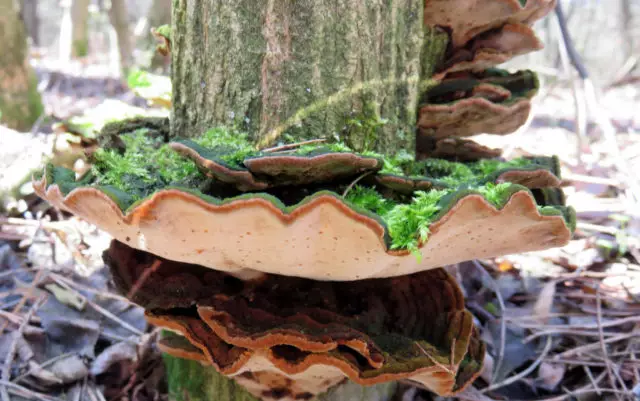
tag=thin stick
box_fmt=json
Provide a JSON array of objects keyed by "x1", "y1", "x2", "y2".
[
  {"x1": 342, "y1": 171, "x2": 374, "y2": 197},
  {"x1": 583, "y1": 365, "x2": 602, "y2": 396},
  {"x1": 1, "y1": 296, "x2": 46, "y2": 401},
  {"x1": 12, "y1": 352, "x2": 77, "y2": 383},
  {"x1": 523, "y1": 328, "x2": 618, "y2": 343},
  {"x1": 50, "y1": 276, "x2": 143, "y2": 337},
  {"x1": 480, "y1": 336, "x2": 553, "y2": 394},
  {"x1": 0, "y1": 379, "x2": 65, "y2": 401},
  {"x1": 596, "y1": 286, "x2": 621, "y2": 399},
  {"x1": 555, "y1": 332, "x2": 638, "y2": 359},
  {"x1": 127, "y1": 260, "x2": 162, "y2": 299},
  {"x1": 473, "y1": 260, "x2": 506, "y2": 383},
  {"x1": 261, "y1": 138, "x2": 326, "y2": 153}
]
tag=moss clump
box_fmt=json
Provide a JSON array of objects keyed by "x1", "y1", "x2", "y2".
[
  {"x1": 380, "y1": 156, "x2": 549, "y2": 186},
  {"x1": 346, "y1": 182, "x2": 518, "y2": 253},
  {"x1": 91, "y1": 129, "x2": 202, "y2": 200},
  {"x1": 191, "y1": 127, "x2": 257, "y2": 168}
]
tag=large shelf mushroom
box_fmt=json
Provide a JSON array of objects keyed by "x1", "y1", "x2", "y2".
[
  {"x1": 33, "y1": 1, "x2": 566, "y2": 399},
  {"x1": 106, "y1": 240, "x2": 486, "y2": 399}
]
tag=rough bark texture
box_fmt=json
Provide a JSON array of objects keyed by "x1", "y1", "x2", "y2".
[
  {"x1": 171, "y1": 0, "x2": 447, "y2": 153},
  {"x1": 108, "y1": 0, "x2": 133, "y2": 73},
  {"x1": 0, "y1": 0, "x2": 43, "y2": 131},
  {"x1": 164, "y1": 355, "x2": 398, "y2": 401}
]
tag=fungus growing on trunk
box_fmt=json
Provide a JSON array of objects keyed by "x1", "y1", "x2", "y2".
[
  {"x1": 33, "y1": 1, "x2": 564, "y2": 398},
  {"x1": 106, "y1": 240, "x2": 485, "y2": 398}
]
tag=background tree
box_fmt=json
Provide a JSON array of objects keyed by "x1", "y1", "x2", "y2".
[
  {"x1": 59, "y1": 0, "x2": 90, "y2": 60},
  {"x1": 0, "y1": 0, "x2": 43, "y2": 131},
  {"x1": 108, "y1": 0, "x2": 133, "y2": 74}
]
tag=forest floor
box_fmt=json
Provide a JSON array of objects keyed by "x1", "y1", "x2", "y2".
[{"x1": 0, "y1": 59, "x2": 639, "y2": 401}]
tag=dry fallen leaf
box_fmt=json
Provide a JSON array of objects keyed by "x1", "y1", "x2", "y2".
[
  {"x1": 532, "y1": 281, "x2": 557, "y2": 323},
  {"x1": 537, "y1": 361, "x2": 565, "y2": 391}
]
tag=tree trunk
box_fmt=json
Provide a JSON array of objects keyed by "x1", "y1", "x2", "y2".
[
  {"x1": 167, "y1": 1, "x2": 448, "y2": 399},
  {"x1": 108, "y1": 0, "x2": 133, "y2": 74},
  {"x1": 20, "y1": 0, "x2": 39, "y2": 46},
  {"x1": 59, "y1": 0, "x2": 90, "y2": 60},
  {"x1": 0, "y1": 0, "x2": 43, "y2": 131},
  {"x1": 164, "y1": 356, "x2": 398, "y2": 401},
  {"x1": 170, "y1": 0, "x2": 447, "y2": 153}
]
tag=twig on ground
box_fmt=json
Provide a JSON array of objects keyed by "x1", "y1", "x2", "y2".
[
  {"x1": 596, "y1": 285, "x2": 624, "y2": 400},
  {"x1": 480, "y1": 336, "x2": 554, "y2": 394},
  {"x1": 50, "y1": 276, "x2": 144, "y2": 337},
  {"x1": 1, "y1": 296, "x2": 46, "y2": 401},
  {"x1": 473, "y1": 260, "x2": 506, "y2": 383},
  {"x1": 0, "y1": 379, "x2": 65, "y2": 401}
]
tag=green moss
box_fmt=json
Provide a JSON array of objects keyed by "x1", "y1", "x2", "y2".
[
  {"x1": 473, "y1": 182, "x2": 516, "y2": 207},
  {"x1": 154, "y1": 24, "x2": 172, "y2": 40},
  {"x1": 91, "y1": 129, "x2": 202, "y2": 200},
  {"x1": 346, "y1": 181, "x2": 535, "y2": 254},
  {"x1": 380, "y1": 156, "x2": 555, "y2": 187},
  {"x1": 164, "y1": 355, "x2": 258, "y2": 401}
]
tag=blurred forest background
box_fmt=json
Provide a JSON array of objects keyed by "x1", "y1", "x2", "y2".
[{"x1": 1, "y1": 0, "x2": 640, "y2": 400}]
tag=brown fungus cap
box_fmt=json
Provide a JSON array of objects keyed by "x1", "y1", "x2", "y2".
[
  {"x1": 36, "y1": 170, "x2": 572, "y2": 281},
  {"x1": 242, "y1": 152, "x2": 382, "y2": 187},
  {"x1": 436, "y1": 23, "x2": 543, "y2": 79},
  {"x1": 107, "y1": 241, "x2": 483, "y2": 396},
  {"x1": 170, "y1": 141, "x2": 270, "y2": 192},
  {"x1": 418, "y1": 137, "x2": 503, "y2": 162},
  {"x1": 418, "y1": 98, "x2": 531, "y2": 140},
  {"x1": 424, "y1": 0, "x2": 556, "y2": 49},
  {"x1": 170, "y1": 141, "x2": 382, "y2": 191},
  {"x1": 418, "y1": 70, "x2": 538, "y2": 141}
]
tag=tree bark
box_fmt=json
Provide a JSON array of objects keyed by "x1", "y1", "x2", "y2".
[
  {"x1": 20, "y1": 0, "x2": 39, "y2": 46},
  {"x1": 171, "y1": 0, "x2": 447, "y2": 153},
  {"x1": 167, "y1": 1, "x2": 448, "y2": 399},
  {"x1": 59, "y1": 0, "x2": 90, "y2": 60},
  {"x1": 0, "y1": 0, "x2": 43, "y2": 131},
  {"x1": 108, "y1": 0, "x2": 133, "y2": 74},
  {"x1": 164, "y1": 356, "x2": 398, "y2": 401}
]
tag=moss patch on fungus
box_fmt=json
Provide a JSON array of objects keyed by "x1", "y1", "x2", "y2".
[
  {"x1": 91, "y1": 129, "x2": 203, "y2": 199},
  {"x1": 43, "y1": 122, "x2": 572, "y2": 252}
]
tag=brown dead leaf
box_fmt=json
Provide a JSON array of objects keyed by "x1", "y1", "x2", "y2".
[
  {"x1": 537, "y1": 362, "x2": 565, "y2": 391},
  {"x1": 532, "y1": 281, "x2": 556, "y2": 323}
]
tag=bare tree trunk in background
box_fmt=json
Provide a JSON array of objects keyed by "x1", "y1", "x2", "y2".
[
  {"x1": 0, "y1": 0, "x2": 43, "y2": 131},
  {"x1": 20, "y1": 0, "x2": 39, "y2": 46},
  {"x1": 147, "y1": 0, "x2": 171, "y2": 71},
  {"x1": 59, "y1": 0, "x2": 90, "y2": 60},
  {"x1": 108, "y1": 0, "x2": 133, "y2": 74}
]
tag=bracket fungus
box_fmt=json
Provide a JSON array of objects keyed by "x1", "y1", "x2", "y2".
[
  {"x1": 423, "y1": 0, "x2": 555, "y2": 50},
  {"x1": 417, "y1": 69, "x2": 539, "y2": 159},
  {"x1": 33, "y1": 1, "x2": 566, "y2": 397},
  {"x1": 107, "y1": 240, "x2": 485, "y2": 398}
]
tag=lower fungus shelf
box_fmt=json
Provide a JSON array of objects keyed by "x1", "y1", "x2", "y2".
[{"x1": 106, "y1": 240, "x2": 485, "y2": 397}]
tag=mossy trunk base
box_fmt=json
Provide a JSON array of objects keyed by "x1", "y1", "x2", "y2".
[{"x1": 164, "y1": 355, "x2": 398, "y2": 401}]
